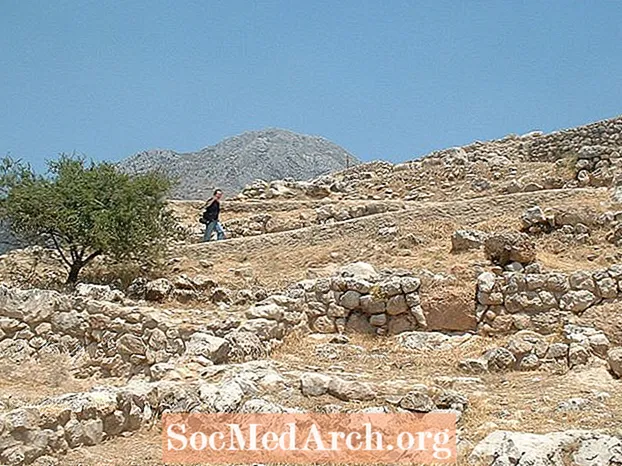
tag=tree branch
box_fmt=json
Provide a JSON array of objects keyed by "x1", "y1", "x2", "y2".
[
  {"x1": 84, "y1": 249, "x2": 102, "y2": 265},
  {"x1": 49, "y1": 233, "x2": 72, "y2": 268}
]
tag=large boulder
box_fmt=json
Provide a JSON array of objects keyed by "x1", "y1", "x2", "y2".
[
  {"x1": 327, "y1": 377, "x2": 375, "y2": 401},
  {"x1": 0, "y1": 286, "x2": 61, "y2": 325},
  {"x1": 420, "y1": 284, "x2": 477, "y2": 332},
  {"x1": 579, "y1": 302, "x2": 622, "y2": 346},
  {"x1": 300, "y1": 373, "x2": 332, "y2": 397},
  {"x1": 484, "y1": 347, "x2": 516, "y2": 372},
  {"x1": 451, "y1": 229, "x2": 489, "y2": 253},
  {"x1": 225, "y1": 330, "x2": 267, "y2": 362},
  {"x1": 117, "y1": 334, "x2": 146, "y2": 356},
  {"x1": 477, "y1": 272, "x2": 497, "y2": 293},
  {"x1": 339, "y1": 290, "x2": 361, "y2": 310},
  {"x1": 522, "y1": 206, "x2": 547, "y2": 227},
  {"x1": 399, "y1": 389, "x2": 436, "y2": 412},
  {"x1": 145, "y1": 278, "x2": 174, "y2": 302},
  {"x1": 50, "y1": 311, "x2": 87, "y2": 337},
  {"x1": 607, "y1": 347, "x2": 622, "y2": 378},
  {"x1": 75, "y1": 284, "x2": 124, "y2": 302},
  {"x1": 386, "y1": 295, "x2": 409, "y2": 315},
  {"x1": 239, "y1": 318, "x2": 281, "y2": 341},
  {"x1": 520, "y1": 206, "x2": 555, "y2": 233},
  {"x1": 245, "y1": 302, "x2": 284, "y2": 320},
  {"x1": 559, "y1": 290, "x2": 598, "y2": 314},
  {"x1": 345, "y1": 313, "x2": 375, "y2": 334},
  {"x1": 185, "y1": 333, "x2": 231, "y2": 364},
  {"x1": 338, "y1": 262, "x2": 378, "y2": 281},
  {"x1": 199, "y1": 381, "x2": 244, "y2": 413},
  {"x1": 484, "y1": 232, "x2": 537, "y2": 266}
]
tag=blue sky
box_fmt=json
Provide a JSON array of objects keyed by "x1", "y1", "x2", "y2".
[{"x1": 1, "y1": 1, "x2": 621, "y2": 171}]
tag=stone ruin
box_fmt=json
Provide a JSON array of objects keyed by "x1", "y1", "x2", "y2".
[
  {"x1": 460, "y1": 325, "x2": 611, "y2": 374},
  {"x1": 0, "y1": 354, "x2": 476, "y2": 465},
  {"x1": 236, "y1": 178, "x2": 334, "y2": 200},
  {"x1": 475, "y1": 265, "x2": 622, "y2": 336},
  {"x1": 284, "y1": 262, "x2": 426, "y2": 335},
  {"x1": 2, "y1": 258, "x2": 622, "y2": 464},
  {"x1": 234, "y1": 116, "x2": 622, "y2": 203},
  {"x1": 0, "y1": 262, "x2": 428, "y2": 384}
]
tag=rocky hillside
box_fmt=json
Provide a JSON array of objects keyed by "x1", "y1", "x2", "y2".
[
  {"x1": 235, "y1": 115, "x2": 622, "y2": 203},
  {"x1": 2, "y1": 115, "x2": 622, "y2": 465},
  {"x1": 117, "y1": 128, "x2": 360, "y2": 200}
]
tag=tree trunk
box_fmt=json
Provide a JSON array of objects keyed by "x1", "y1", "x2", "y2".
[{"x1": 66, "y1": 261, "x2": 83, "y2": 284}]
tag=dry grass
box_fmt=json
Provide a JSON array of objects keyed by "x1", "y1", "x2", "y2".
[
  {"x1": 474, "y1": 214, "x2": 521, "y2": 233},
  {"x1": 273, "y1": 331, "x2": 622, "y2": 445},
  {"x1": 61, "y1": 430, "x2": 164, "y2": 466},
  {"x1": 172, "y1": 217, "x2": 486, "y2": 294},
  {"x1": 272, "y1": 332, "x2": 494, "y2": 387},
  {"x1": 2, "y1": 165, "x2": 622, "y2": 465},
  {"x1": 0, "y1": 355, "x2": 97, "y2": 408}
]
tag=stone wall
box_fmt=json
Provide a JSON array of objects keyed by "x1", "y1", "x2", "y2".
[
  {"x1": 526, "y1": 117, "x2": 622, "y2": 162},
  {"x1": 424, "y1": 115, "x2": 622, "y2": 164},
  {"x1": 0, "y1": 361, "x2": 288, "y2": 465},
  {"x1": 0, "y1": 262, "x2": 446, "y2": 385},
  {"x1": 3, "y1": 258, "x2": 620, "y2": 385},
  {"x1": 0, "y1": 382, "x2": 160, "y2": 464},
  {"x1": 236, "y1": 178, "x2": 333, "y2": 200},
  {"x1": 284, "y1": 263, "x2": 426, "y2": 336},
  {"x1": 0, "y1": 355, "x2": 470, "y2": 465},
  {"x1": 314, "y1": 201, "x2": 403, "y2": 224},
  {"x1": 0, "y1": 285, "x2": 195, "y2": 378},
  {"x1": 476, "y1": 265, "x2": 622, "y2": 335},
  {"x1": 0, "y1": 284, "x2": 303, "y2": 380},
  {"x1": 175, "y1": 198, "x2": 406, "y2": 240},
  {"x1": 226, "y1": 202, "x2": 405, "y2": 239},
  {"x1": 222, "y1": 202, "x2": 404, "y2": 238},
  {"x1": 460, "y1": 325, "x2": 611, "y2": 374}
]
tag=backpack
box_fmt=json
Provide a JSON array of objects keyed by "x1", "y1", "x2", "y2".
[{"x1": 199, "y1": 206, "x2": 213, "y2": 224}]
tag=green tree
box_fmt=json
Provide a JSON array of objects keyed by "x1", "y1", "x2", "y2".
[{"x1": 0, "y1": 155, "x2": 178, "y2": 283}]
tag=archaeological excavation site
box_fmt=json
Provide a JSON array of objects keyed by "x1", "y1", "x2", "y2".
[{"x1": 2, "y1": 116, "x2": 622, "y2": 465}]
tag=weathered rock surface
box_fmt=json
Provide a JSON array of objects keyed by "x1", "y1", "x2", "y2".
[
  {"x1": 469, "y1": 430, "x2": 622, "y2": 465},
  {"x1": 484, "y1": 232, "x2": 537, "y2": 266},
  {"x1": 476, "y1": 265, "x2": 622, "y2": 336},
  {"x1": 451, "y1": 229, "x2": 489, "y2": 252},
  {"x1": 607, "y1": 347, "x2": 622, "y2": 378}
]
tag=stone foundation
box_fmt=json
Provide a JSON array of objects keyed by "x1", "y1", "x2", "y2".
[
  {"x1": 285, "y1": 263, "x2": 426, "y2": 336},
  {"x1": 460, "y1": 325, "x2": 611, "y2": 374},
  {"x1": 476, "y1": 265, "x2": 622, "y2": 335},
  {"x1": 0, "y1": 285, "x2": 296, "y2": 380}
]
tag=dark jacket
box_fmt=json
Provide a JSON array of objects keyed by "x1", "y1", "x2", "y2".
[{"x1": 203, "y1": 199, "x2": 220, "y2": 222}]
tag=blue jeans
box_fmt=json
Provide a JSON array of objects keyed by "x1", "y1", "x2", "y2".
[{"x1": 203, "y1": 220, "x2": 225, "y2": 242}]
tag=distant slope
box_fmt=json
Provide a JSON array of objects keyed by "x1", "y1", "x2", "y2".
[{"x1": 117, "y1": 128, "x2": 360, "y2": 200}]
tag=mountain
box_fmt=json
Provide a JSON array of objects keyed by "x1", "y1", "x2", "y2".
[{"x1": 117, "y1": 128, "x2": 360, "y2": 200}]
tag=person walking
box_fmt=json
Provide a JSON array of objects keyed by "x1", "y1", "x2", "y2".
[{"x1": 201, "y1": 189, "x2": 225, "y2": 242}]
